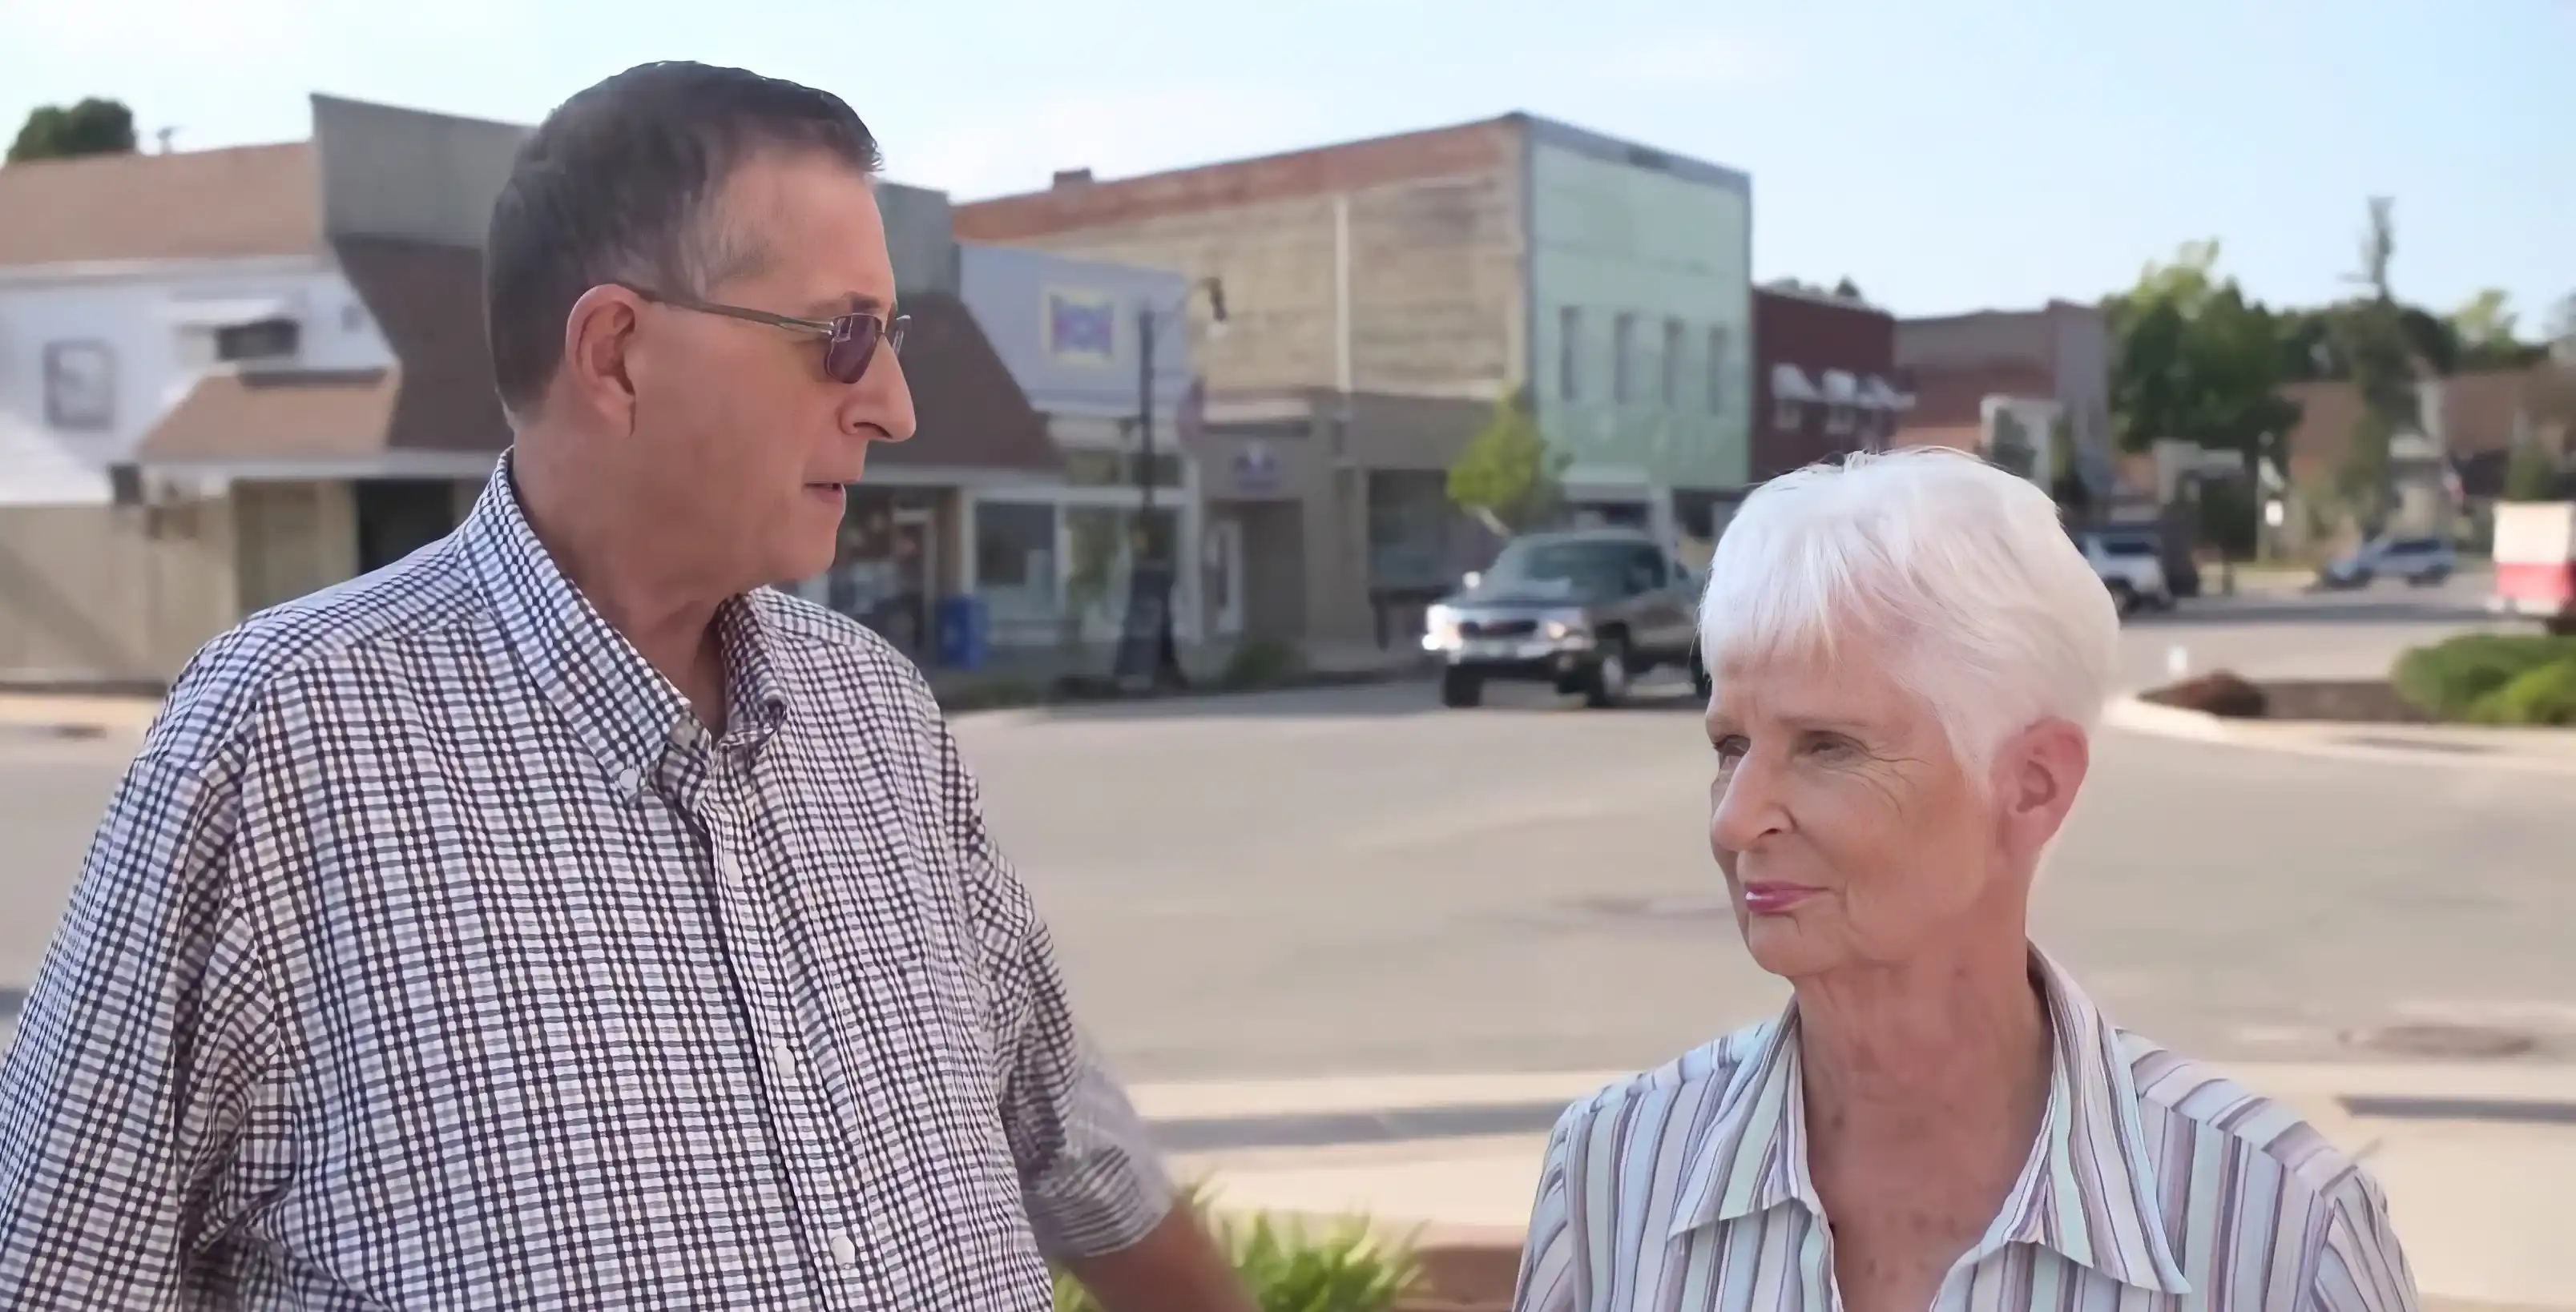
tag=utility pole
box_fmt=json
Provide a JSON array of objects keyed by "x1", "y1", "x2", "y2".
[
  {"x1": 1134, "y1": 303, "x2": 1180, "y2": 687},
  {"x1": 1114, "y1": 279, "x2": 1228, "y2": 692}
]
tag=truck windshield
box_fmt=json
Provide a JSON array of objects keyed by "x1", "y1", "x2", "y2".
[{"x1": 1478, "y1": 541, "x2": 1638, "y2": 600}]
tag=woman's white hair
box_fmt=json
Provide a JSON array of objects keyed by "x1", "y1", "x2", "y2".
[{"x1": 1696, "y1": 447, "x2": 2122, "y2": 771}]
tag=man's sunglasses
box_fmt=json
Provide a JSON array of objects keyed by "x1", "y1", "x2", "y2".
[{"x1": 618, "y1": 284, "x2": 908, "y2": 384}]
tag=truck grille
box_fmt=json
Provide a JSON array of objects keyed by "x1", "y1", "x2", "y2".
[{"x1": 1458, "y1": 618, "x2": 1538, "y2": 639}]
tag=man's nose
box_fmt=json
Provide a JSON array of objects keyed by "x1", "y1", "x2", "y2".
[{"x1": 845, "y1": 348, "x2": 916, "y2": 442}]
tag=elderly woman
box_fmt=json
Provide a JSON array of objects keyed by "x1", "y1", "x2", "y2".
[{"x1": 1512, "y1": 450, "x2": 2417, "y2": 1312}]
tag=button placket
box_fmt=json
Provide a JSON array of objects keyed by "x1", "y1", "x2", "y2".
[{"x1": 701, "y1": 756, "x2": 875, "y2": 1291}]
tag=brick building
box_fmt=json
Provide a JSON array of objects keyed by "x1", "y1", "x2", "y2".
[
  {"x1": 1893, "y1": 300, "x2": 2117, "y2": 499},
  {"x1": 1750, "y1": 284, "x2": 1902, "y2": 481},
  {"x1": 953, "y1": 113, "x2": 1755, "y2": 553}
]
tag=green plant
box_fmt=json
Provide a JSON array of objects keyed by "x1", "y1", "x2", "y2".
[
  {"x1": 1223, "y1": 1212, "x2": 1421, "y2": 1312},
  {"x1": 1446, "y1": 388, "x2": 1566, "y2": 532},
  {"x1": 2468, "y1": 658, "x2": 2576, "y2": 727},
  {"x1": 1054, "y1": 1184, "x2": 1421, "y2": 1312},
  {"x1": 2390, "y1": 633, "x2": 2576, "y2": 721}
]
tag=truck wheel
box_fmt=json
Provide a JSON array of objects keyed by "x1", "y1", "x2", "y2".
[
  {"x1": 1585, "y1": 636, "x2": 1632, "y2": 709},
  {"x1": 1440, "y1": 669, "x2": 1484, "y2": 708},
  {"x1": 2107, "y1": 581, "x2": 2139, "y2": 618},
  {"x1": 1688, "y1": 646, "x2": 1714, "y2": 701}
]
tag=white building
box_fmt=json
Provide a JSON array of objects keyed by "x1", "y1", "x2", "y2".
[{"x1": 0, "y1": 99, "x2": 521, "y2": 685}]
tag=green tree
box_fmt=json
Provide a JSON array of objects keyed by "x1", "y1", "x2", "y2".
[
  {"x1": 2450, "y1": 288, "x2": 2516, "y2": 352},
  {"x1": 2502, "y1": 438, "x2": 2562, "y2": 503},
  {"x1": 2105, "y1": 239, "x2": 2302, "y2": 463},
  {"x1": 7, "y1": 99, "x2": 138, "y2": 163},
  {"x1": 1445, "y1": 388, "x2": 1564, "y2": 532},
  {"x1": 2332, "y1": 198, "x2": 2423, "y2": 534}
]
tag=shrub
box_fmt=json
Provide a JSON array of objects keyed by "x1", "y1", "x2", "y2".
[
  {"x1": 1219, "y1": 639, "x2": 1307, "y2": 690},
  {"x1": 2389, "y1": 634, "x2": 2576, "y2": 720},
  {"x1": 2469, "y1": 658, "x2": 2576, "y2": 727},
  {"x1": 2148, "y1": 670, "x2": 2268, "y2": 718},
  {"x1": 1054, "y1": 1185, "x2": 1421, "y2": 1312}
]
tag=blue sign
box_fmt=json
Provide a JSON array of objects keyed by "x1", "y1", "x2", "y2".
[{"x1": 1043, "y1": 288, "x2": 1120, "y2": 367}]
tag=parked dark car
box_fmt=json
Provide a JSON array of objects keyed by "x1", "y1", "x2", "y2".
[{"x1": 1420, "y1": 529, "x2": 1708, "y2": 708}]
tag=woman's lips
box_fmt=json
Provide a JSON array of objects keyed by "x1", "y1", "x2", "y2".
[{"x1": 1740, "y1": 883, "x2": 1820, "y2": 915}]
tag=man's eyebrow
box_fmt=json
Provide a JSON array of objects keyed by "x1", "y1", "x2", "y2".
[{"x1": 799, "y1": 292, "x2": 889, "y2": 317}]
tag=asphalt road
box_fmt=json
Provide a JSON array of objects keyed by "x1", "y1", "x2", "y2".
[{"x1": 5, "y1": 571, "x2": 2569, "y2": 1083}]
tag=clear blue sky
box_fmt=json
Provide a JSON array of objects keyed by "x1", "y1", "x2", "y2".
[{"x1": 5, "y1": 0, "x2": 2566, "y2": 329}]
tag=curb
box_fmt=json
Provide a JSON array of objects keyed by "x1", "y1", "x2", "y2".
[
  {"x1": 1131, "y1": 1061, "x2": 2576, "y2": 1153},
  {"x1": 2101, "y1": 694, "x2": 2576, "y2": 776},
  {"x1": 0, "y1": 696, "x2": 159, "y2": 739}
]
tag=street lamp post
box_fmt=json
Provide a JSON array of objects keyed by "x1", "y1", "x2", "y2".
[{"x1": 1116, "y1": 277, "x2": 1228, "y2": 691}]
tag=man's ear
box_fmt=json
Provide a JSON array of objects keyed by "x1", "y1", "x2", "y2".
[{"x1": 558, "y1": 284, "x2": 648, "y2": 432}]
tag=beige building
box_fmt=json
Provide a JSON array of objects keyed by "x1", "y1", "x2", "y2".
[{"x1": 1190, "y1": 388, "x2": 1493, "y2": 654}]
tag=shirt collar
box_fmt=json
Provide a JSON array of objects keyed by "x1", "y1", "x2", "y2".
[
  {"x1": 1667, "y1": 946, "x2": 2191, "y2": 1297},
  {"x1": 456, "y1": 453, "x2": 792, "y2": 799}
]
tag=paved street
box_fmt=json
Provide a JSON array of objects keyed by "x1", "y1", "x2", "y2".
[{"x1": 5, "y1": 571, "x2": 2571, "y2": 1087}]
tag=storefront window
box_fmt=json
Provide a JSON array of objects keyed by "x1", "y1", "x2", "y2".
[
  {"x1": 974, "y1": 501, "x2": 1058, "y2": 639},
  {"x1": 1063, "y1": 505, "x2": 1180, "y2": 643}
]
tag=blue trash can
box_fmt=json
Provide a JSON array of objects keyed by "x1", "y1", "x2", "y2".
[{"x1": 933, "y1": 595, "x2": 990, "y2": 670}]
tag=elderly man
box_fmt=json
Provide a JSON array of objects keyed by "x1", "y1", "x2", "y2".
[
  {"x1": 1512, "y1": 449, "x2": 2417, "y2": 1312},
  {"x1": 0, "y1": 63, "x2": 1252, "y2": 1312}
]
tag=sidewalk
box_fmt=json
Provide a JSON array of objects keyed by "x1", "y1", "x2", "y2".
[
  {"x1": 0, "y1": 691, "x2": 159, "y2": 738},
  {"x1": 2104, "y1": 693, "x2": 2576, "y2": 776},
  {"x1": 1141, "y1": 1063, "x2": 2576, "y2": 1311}
]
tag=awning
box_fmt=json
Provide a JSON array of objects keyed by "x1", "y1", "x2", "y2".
[
  {"x1": 134, "y1": 367, "x2": 399, "y2": 466},
  {"x1": 1860, "y1": 375, "x2": 1914, "y2": 411},
  {"x1": 1770, "y1": 364, "x2": 1822, "y2": 403},
  {"x1": 157, "y1": 296, "x2": 292, "y2": 327},
  {"x1": 1820, "y1": 369, "x2": 1860, "y2": 404}
]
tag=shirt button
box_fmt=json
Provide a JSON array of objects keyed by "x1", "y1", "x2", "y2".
[
  {"x1": 716, "y1": 849, "x2": 744, "y2": 887},
  {"x1": 772, "y1": 1039, "x2": 800, "y2": 1073},
  {"x1": 827, "y1": 1234, "x2": 859, "y2": 1268},
  {"x1": 613, "y1": 767, "x2": 640, "y2": 794}
]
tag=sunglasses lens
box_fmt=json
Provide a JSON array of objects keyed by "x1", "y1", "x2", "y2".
[
  {"x1": 824, "y1": 317, "x2": 879, "y2": 384},
  {"x1": 823, "y1": 314, "x2": 909, "y2": 384}
]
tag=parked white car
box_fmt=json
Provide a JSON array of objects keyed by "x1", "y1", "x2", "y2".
[{"x1": 2080, "y1": 532, "x2": 2172, "y2": 617}]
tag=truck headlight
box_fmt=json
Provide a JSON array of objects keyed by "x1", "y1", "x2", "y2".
[
  {"x1": 1540, "y1": 609, "x2": 1590, "y2": 642},
  {"x1": 1423, "y1": 605, "x2": 1460, "y2": 650}
]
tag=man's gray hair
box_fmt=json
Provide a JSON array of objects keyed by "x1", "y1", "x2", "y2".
[{"x1": 1696, "y1": 447, "x2": 2122, "y2": 771}]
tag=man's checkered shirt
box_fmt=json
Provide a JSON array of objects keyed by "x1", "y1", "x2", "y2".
[{"x1": 0, "y1": 461, "x2": 1175, "y2": 1309}]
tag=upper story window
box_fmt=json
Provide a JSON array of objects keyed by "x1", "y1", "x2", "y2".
[
  {"x1": 1661, "y1": 319, "x2": 1683, "y2": 408},
  {"x1": 216, "y1": 317, "x2": 300, "y2": 364},
  {"x1": 1706, "y1": 327, "x2": 1729, "y2": 413},
  {"x1": 1558, "y1": 307, "x2": 1582, "y2": 401},
  {"x1": 42, "y1": 340, "x2": 116, "y2": 433},
  {"x1": 1612, "y1": 312, "x2": 1638, "y2": 404}
]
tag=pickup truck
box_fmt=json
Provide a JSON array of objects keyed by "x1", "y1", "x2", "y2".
[
  {"x1": 2490, "y1": 501, "x2": 2576, "y2": 634},
  {"x1": 1421, "y1": 529, "x2": 1707, "y2": 708}
]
